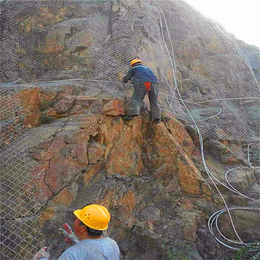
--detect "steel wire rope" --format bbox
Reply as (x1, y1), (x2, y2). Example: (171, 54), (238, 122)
(152, 0), (260, 248)
(223, 143), (260, 203)
(208, 207), (260, 251)
(225, 167), (260, 203)
(0, 78), (123, 88)
(248, 143), (258, 169)
(214, 209), (260, 250)
(208, 209), (242, 250)
(214, 208), (260, 251)
(193, 97), (260, 104)
(192, 109), (222, 122)
(151, 1), (225, 123)
(154, 0), (260, 189)
(152, 0), (178, 96)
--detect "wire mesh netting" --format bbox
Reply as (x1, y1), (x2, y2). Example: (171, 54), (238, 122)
(0, 0), (259, 259)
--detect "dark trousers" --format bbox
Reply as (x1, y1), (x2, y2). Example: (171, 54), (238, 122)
(128, 82), (161, 121)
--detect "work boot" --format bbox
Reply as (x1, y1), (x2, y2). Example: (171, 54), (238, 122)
(121, 115), (136, 121)
(153, 119), (161, 124)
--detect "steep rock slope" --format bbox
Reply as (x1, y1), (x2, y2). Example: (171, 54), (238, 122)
(1, 86), (259, 259)
(1, 0), (259, 141)
(1, 0), (260, 259)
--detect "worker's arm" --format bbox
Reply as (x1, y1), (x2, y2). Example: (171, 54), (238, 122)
(59, 223), (79, 245)
(123, 68), (134, 83)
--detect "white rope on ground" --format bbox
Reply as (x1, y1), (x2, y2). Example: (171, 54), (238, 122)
(152, 0), (260, 251)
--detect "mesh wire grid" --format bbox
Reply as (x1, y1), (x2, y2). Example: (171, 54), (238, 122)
(0, 0), (259, 259)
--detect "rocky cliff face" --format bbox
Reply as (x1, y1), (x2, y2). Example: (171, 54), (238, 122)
(1, 0), (259, 259)
(1, 0), (259, 140)
(1, 86), (259, 259)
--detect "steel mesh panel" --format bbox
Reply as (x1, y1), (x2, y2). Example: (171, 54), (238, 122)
(0, 0), (259, 258)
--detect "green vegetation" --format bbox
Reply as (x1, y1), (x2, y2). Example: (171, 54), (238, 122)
(225, 243), (260, 260)
(235, 244), (260, 260)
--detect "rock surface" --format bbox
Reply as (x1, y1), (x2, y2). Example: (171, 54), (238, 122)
(1, 87), (259, 259)
(1, 0), (260, 259)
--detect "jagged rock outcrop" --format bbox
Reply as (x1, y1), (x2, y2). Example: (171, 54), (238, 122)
(1, 86), (258, 259)
(22, 88), (213, 259)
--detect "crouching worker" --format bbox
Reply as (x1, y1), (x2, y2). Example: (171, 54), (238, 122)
(123, 59), (161, 124)
(58, 204), (120, 260)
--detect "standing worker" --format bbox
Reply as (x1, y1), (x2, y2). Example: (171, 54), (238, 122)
(33, 204), (120, 260)
(123, 59), (161, 123)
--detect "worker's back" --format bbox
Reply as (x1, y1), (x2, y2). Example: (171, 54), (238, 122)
(58, 237), (120, 260)
(123, 65), (159, 85)
(133, 65), (158, 84)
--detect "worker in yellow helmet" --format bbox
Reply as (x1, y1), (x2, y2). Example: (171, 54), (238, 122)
(58, 204), (120, 259)
(33, 204), (120, 260)
(123, 59), (161, 123)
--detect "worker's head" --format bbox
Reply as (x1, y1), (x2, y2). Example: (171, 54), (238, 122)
(73, 204), (110, 238)
(130, 58), (142, 67)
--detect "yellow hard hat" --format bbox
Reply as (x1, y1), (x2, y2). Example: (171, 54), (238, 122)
(130, 59), (142, 67)
(74, 204), (110, 231)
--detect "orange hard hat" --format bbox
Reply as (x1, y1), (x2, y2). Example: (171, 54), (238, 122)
(130, 59), (142, 67)
(74, 204), (110, 231)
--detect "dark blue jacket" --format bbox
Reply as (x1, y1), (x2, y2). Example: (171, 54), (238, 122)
(123, 65), (159, 85)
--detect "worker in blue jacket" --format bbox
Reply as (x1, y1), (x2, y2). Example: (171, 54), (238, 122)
(123, 59), (161, 123)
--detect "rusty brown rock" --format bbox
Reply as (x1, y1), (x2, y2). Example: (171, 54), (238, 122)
(106, 139), (143, 176)
(18, 88), (42, 112)
(88, 142), (104, 164)
(83, 162), (102, 185)
(54, 98), (74, 114)
(31, 140), (52, 161)
(102, 98), (125, 116)
(44, 135), (67, 160)
(183, 212), (200, 241)
(45, 155), (86, 193)
(53, 187), (75, 205)
(29, 163), (53, 203)
(17, 88), (58, 127)
(165, 117), (195, 157)
(39, 207), (55, 226)
(118, 190), (137, 218)
(177, 153), (204, 195)
(73, 141), (88, 166)
(106, 121), (144, 176)
(100, 117), (124, 145)
(152, 123), (179, 166)
(78, 114), (100, 136)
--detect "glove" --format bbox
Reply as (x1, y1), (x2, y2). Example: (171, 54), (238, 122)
(32, 247), (50, 260)
(59, 223), (79, 245)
